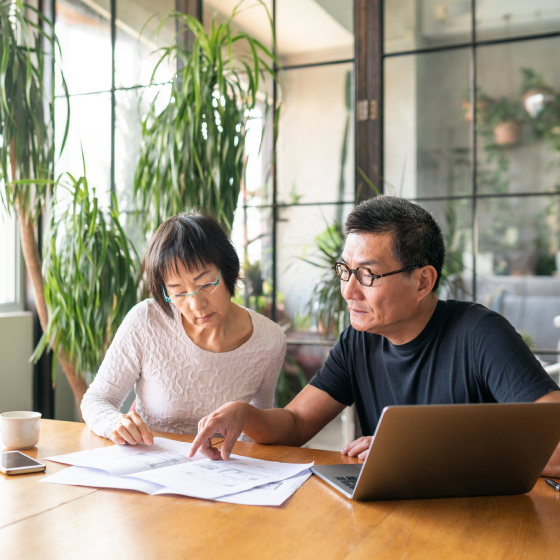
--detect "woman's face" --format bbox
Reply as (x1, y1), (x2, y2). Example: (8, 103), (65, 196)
(163, 262), (232, 330)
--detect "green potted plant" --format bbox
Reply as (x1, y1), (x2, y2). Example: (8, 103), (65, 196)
(1, 2), (142, 411)
(32, 174), (139, 392)
(0, 1), (94, 404)
(483, 97), (525, 146)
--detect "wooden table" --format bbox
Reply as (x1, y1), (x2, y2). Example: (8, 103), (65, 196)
(1, 420), (560, 560)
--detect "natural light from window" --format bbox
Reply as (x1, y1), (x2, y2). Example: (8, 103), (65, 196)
(0, 208), (16, 305)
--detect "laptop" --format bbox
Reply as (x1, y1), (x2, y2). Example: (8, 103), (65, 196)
(311, 402), (560, 501)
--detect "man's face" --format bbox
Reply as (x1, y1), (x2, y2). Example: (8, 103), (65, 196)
(340, 232), (422, 336)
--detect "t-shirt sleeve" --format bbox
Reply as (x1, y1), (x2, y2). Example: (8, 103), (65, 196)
(308, 329), (355, 407)
(472, 313), (559, 403)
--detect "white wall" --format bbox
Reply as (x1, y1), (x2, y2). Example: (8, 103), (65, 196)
(0, 312), (33, 413)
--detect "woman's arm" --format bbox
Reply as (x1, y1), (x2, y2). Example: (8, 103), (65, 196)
(81, 304), (147, 440)
(248, 331), (287, 410)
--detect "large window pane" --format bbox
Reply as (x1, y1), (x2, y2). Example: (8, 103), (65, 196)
(476, 0), (560, 42)
(416, 198), (474, 302)
(55, 93), (112, 207)
(384, 49), (471, 199)
(278, 64), (354, 205)
(277, 203), (353, 336)
(277, 0), (353, 66)
(384, 0), (471, 55)
(231, 206), (276, 324)
(116, 0), (175, 89)
(475, 195), (560, 351)
(476, 37), (560, 195)
(0, 210), (17, 305)
(56, 0), (111, 95)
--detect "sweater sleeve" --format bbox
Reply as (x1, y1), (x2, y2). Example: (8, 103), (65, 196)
(249, 323), (287, 410)
(81, 303), (146, 439)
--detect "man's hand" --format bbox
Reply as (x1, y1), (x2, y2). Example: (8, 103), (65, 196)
(110, 411), (153, 446)
(189, 401), (249, 460)
(342, 436), (372, 460)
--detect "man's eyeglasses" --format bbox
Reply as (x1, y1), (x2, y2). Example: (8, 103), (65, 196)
(333, 262), (421, 287)
(162, 270), (221, 305)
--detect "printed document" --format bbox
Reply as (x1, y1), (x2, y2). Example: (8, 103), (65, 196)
(43, 437), (313, 503)
(42, 466), (312, 506)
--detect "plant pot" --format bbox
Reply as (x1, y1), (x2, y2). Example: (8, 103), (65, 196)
(522, 89), (554, 118)
(493, 121), (521, 146)
(461, 98), (490, 123)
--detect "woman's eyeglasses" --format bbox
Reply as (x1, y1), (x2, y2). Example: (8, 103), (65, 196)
(332, 262), (421, 287)
(162, 270), (221, 305)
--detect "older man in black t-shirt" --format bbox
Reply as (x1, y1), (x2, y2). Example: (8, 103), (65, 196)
(189, 196), (560, 477)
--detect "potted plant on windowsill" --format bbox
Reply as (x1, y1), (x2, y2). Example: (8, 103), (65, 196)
(483, 98), (525, 146)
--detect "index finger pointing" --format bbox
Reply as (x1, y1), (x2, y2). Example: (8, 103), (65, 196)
(189, 422), (218, 458)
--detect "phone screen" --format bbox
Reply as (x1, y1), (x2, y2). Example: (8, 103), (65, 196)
(1, 451), (43, 469)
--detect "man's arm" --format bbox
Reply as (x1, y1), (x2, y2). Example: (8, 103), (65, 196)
(188, 385), (346, 460)
(535, 390), (560, 477)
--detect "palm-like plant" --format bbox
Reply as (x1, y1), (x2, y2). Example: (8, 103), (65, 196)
(301, 222), (349, 339)
(0, 1), (92, 404)
(33, 174), (139, 383)
(134, 2), (277, 233)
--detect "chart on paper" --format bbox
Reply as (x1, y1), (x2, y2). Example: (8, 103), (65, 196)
(115, 451), (190, 470)
(130, 455), (314, 500)
(169, 461), (282, 487)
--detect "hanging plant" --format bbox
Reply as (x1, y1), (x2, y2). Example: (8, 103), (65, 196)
(519, 68), (554, 118)
(134, 2), (278, 234)
(482, 97), (526, 146)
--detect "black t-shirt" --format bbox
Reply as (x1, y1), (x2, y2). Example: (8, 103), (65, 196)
(309, 299), (559, 436)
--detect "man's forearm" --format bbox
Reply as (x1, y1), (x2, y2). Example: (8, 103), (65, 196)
(242, 404), (306, 447)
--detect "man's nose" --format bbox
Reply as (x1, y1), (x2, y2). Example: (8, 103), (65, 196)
(341, 272), (364, 300)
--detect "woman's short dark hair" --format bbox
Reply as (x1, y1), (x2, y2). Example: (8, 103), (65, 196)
(145, 212), (241, 316)
(345, 196), (445, 292)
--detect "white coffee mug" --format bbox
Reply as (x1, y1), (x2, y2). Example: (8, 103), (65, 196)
(0, 411), (42, 449)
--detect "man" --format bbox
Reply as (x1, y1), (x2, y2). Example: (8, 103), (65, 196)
(189, 196), (560, 476)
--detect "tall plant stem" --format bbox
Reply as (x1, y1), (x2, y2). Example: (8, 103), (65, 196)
(10, 149), (88, 417)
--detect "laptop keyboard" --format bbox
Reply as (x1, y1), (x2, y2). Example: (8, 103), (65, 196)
(335, 476), (358, 490)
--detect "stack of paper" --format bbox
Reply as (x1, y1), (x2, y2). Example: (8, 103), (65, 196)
(41, 437), (312, 507)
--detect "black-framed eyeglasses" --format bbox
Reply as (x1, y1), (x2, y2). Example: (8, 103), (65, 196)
(332, 262), (421, 287)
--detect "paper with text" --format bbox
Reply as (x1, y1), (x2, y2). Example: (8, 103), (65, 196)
(41, 466), (312, 506)
(45, 437), (203, 477)
(43, 436), (312, 502)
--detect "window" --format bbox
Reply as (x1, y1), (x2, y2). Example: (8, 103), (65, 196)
(0, 208), (20, 312)
(384, 0), (560, 364)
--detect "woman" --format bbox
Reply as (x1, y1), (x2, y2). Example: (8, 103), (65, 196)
(81, 212), (286, 446)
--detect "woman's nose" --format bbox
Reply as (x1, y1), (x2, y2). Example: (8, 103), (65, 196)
(188, 293), (207, 310)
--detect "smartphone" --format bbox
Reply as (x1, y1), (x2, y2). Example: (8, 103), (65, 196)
(0, 451), (46, 475)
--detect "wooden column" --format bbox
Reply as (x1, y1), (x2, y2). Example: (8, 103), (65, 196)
(176, 0), (202, 58)
(354, 0), (383, 202)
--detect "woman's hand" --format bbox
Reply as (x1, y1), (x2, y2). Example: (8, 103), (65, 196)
(110, 411), (154, 446)
(342, 436), (372, 460)
(189, 402), (249, 460)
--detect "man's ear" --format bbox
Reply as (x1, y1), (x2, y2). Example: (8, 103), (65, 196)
(416, 266), (438, 302)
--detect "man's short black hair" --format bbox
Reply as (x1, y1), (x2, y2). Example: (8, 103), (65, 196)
(145, 212), (240, 316)
(345, 196), (445, 292)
